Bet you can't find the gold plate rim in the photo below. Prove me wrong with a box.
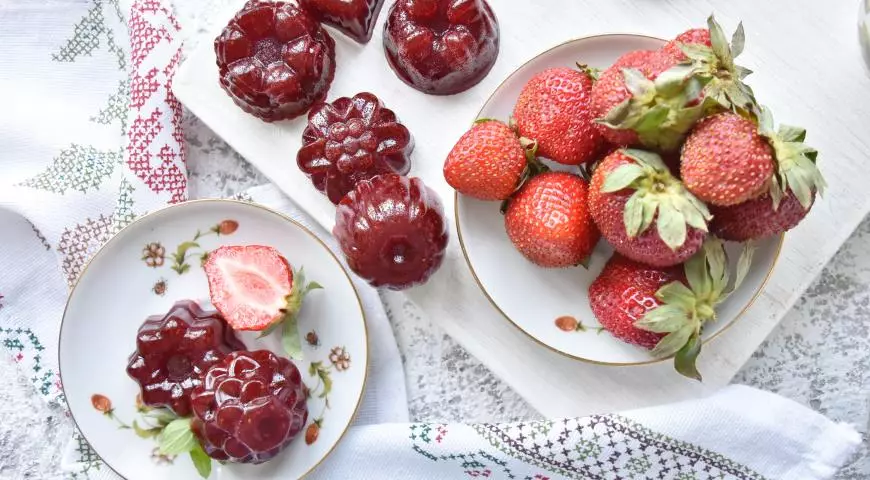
[455,33,785,367]
[57,198,369,479]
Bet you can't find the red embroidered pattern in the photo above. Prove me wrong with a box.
[125,0,186,204]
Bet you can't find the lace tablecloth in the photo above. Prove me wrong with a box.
[0,1,867,478]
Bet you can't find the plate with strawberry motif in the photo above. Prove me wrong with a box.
[59,199,368,479]
[455,34,784,366]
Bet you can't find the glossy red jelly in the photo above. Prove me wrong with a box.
[297,92,413,204]
[300,0,386,43]
[190,350,308,464]
[334,174,448,290]
[126,300,244,417]
[383,0,500,95]
[214,0,336,122]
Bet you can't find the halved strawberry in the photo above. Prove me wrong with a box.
[204,245,321,358]
[205,245,294,331]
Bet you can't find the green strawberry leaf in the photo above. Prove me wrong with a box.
[257,319,284,338]
[679,43,714,62]
[575,63,601,81]
[623,149,668,171]
[602,164,645,192]
[635,304,691,333]
[684,245,712,298]
[708,15,733,68]
[778,124,807,143]
[656,206,687,251]
[190,445,212,479]
[157,418,196,456]
[676,196,709,232]
[651,324,694,358]
[735,65,753,80]
[769,175,785,210]
[655,282,697,311]
[640,196,658,234]
[599,98,632,126]
[282,313,303,361]
[621,68,656,99]
[674,331,703,381]
[730,22,746,58]
[623,191,645,237]
[735,243,756,290]
[634,106,670,139]
[704,239,729,296]
[653,64,694,97]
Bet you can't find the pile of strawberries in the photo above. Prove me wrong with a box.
[443,16,826,380]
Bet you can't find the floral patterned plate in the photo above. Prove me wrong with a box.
[59,199,368,479]
[456,34,783,365]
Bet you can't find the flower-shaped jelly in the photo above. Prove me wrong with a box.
[297,92,413,204]
[383,0,500,95]
[189,350,308,464]
[333,174,449,290]
[299,0,386,43]
[214,0,336,121]
[126,300,245,417]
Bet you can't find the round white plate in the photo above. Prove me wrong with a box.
[60,200,368,479]
[456,34,783,365]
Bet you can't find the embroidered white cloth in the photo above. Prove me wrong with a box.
[0,0,406,478]
[0,0,862,479]
[307,384,860,480]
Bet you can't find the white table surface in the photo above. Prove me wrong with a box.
[2,0,869,478]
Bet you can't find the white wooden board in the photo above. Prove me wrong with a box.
[175,0,870,417]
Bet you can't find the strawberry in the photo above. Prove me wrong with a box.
[512,67,603,165]
[705,108,825,240]
[588,149,710,267]
[589,253,683,349]
[504,172,599,268]
[661,28,711,62]
[592,49,706,151]
[444,120,535,201]
[666,16,757,113]
[710,190,814,241]
[204,245,322,356]
[682,107,825,213]
[680,112,774,206]
[590,239,755,380]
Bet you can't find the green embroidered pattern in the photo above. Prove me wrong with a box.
[52,0,126,69]
[112,178,136,233]
[92,79,131,134]
[57,214,114,286]
[410,416,768,480]
[18,144,122,195]
[29,222,52,250]
[0,327,58,400]
[66,430,104,478]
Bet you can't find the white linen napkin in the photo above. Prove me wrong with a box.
[307,384,860,480]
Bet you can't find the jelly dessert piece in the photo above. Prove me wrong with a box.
[299,0,386,43]
[383,0,500,95]
[126,300,245,417]
[297,92,413,204]
[214,0,336,122]
[189,350,308,464]
[333,174,448,290]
